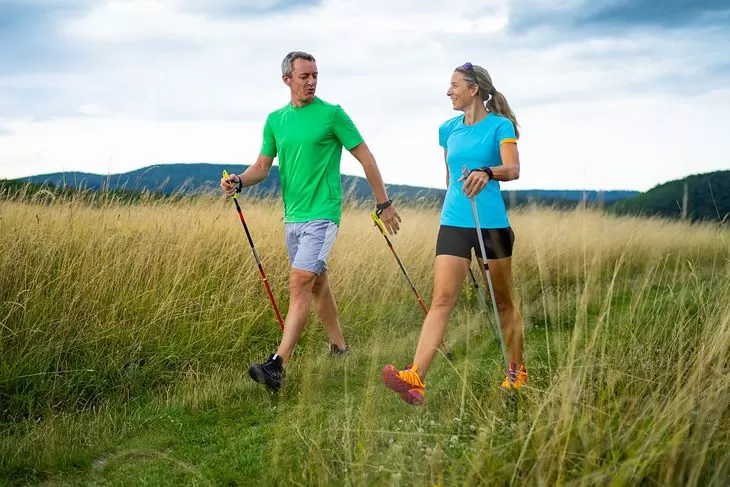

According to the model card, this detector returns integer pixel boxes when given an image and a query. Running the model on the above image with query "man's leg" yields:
[248,225,315,390]
[276,219,339,360]
[249,220,338,391]
[275,268,317,363]
[312,271,346,350]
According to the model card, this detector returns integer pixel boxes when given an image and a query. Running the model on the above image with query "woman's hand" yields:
[459,169,490,198]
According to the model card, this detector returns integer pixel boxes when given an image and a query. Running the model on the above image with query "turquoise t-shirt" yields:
[438,113,517,229]
[260,97,364,225]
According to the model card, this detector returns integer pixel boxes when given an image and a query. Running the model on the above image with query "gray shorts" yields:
[285,219,339,275]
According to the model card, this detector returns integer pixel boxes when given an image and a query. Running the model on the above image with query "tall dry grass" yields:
[1,191,728,485]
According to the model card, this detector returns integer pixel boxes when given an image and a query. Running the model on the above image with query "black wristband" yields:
[471,167,494,180]
[376,199,392,211]
[233,176,243,193]
[375,199,392,217]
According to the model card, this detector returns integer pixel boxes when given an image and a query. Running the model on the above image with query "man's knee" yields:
[289,269,317,297]
[311,272,329,297]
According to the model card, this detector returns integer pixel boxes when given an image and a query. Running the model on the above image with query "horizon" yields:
[10,161,663,194]
[1,1,729,192]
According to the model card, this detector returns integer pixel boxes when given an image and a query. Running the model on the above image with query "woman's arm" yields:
[444,150,450,188]
[491,142,520,181]
[460,142,520,198]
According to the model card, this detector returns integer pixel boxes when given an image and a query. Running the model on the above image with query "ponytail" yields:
[457,63,520,139]
[486,90,520,139]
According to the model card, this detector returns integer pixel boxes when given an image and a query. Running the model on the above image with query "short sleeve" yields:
[260,115,277,157]
[332,106,364,150]
[438,122,449,149]
[497,119,517,145]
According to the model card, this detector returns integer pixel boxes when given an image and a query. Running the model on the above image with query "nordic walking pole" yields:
[467,266,490,318]
[468,264,504,359]
[223,170,285,331]
[461,167,509,370]
[371,211,453,359]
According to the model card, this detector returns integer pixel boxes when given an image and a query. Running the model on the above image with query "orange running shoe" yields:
[501,363,528,390]
[381,364,425,405]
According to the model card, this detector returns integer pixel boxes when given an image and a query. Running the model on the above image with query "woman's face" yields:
[447,71,478,111]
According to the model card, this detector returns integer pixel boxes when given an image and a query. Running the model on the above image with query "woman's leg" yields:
[412,254,470,379]
[381,254,469,405]
[477,255,526,383]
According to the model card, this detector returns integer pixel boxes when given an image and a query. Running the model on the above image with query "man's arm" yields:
[239,154,275,187]
[349,142,401,234]
[349,142,389,205]
[220,154,274,195]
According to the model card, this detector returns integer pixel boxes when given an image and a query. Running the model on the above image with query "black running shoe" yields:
[248,354,285,392]
[329,343,350,356]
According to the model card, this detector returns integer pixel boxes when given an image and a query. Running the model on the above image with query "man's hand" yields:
[458,170,490,198]
[221,173,241,196]
[378,205,401,235]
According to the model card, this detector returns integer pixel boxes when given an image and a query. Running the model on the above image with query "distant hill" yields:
[12,163,638,208]
[613,170,730,223]
[8,164,728,225]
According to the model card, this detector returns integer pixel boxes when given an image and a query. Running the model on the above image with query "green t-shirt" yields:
[260,97,364,225]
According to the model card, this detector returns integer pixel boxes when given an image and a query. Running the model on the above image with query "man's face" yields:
[284,58,318,103]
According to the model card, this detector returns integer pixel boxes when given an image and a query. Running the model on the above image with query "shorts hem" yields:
[292,261,327,276]
[435,225,514,260]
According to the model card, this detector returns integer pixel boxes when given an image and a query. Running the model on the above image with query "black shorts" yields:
[436,225,515,260]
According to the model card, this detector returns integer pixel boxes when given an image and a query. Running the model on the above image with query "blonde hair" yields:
[456,63,520,139]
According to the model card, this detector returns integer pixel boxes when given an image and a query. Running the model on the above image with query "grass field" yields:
[1,190,729,486]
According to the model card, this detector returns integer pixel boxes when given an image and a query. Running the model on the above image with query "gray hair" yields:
[455,63,520,139]
[281,51,316,77]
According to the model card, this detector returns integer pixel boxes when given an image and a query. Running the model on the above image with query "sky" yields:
[0,0,728,191]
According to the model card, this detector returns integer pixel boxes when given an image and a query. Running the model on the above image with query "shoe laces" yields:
[508,362,518,383]
[518,366,528,381]
[399,365,425,389]
[264,356,283,377]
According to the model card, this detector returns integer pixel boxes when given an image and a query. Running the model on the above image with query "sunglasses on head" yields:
[460,62,477,80]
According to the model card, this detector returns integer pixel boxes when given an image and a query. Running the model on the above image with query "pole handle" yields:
[371,212,387,235]
[222,170,238,200]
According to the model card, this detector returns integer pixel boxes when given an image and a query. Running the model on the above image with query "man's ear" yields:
[282,75,291,87]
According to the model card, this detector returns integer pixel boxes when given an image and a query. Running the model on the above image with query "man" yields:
[220,51,401,392]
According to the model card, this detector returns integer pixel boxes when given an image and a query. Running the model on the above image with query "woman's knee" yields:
[430,254,469,312]
[431,290,459,311]
[494,291,516,316]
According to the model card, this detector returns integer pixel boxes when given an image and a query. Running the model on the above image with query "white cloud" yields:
[1,0,728,193]
[62,0,234,42]
[0,117,259,176]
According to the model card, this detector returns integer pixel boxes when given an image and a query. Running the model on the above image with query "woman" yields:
[381,62,526,405]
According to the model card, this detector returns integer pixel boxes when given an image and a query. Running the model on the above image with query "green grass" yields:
[1,194,729,486]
